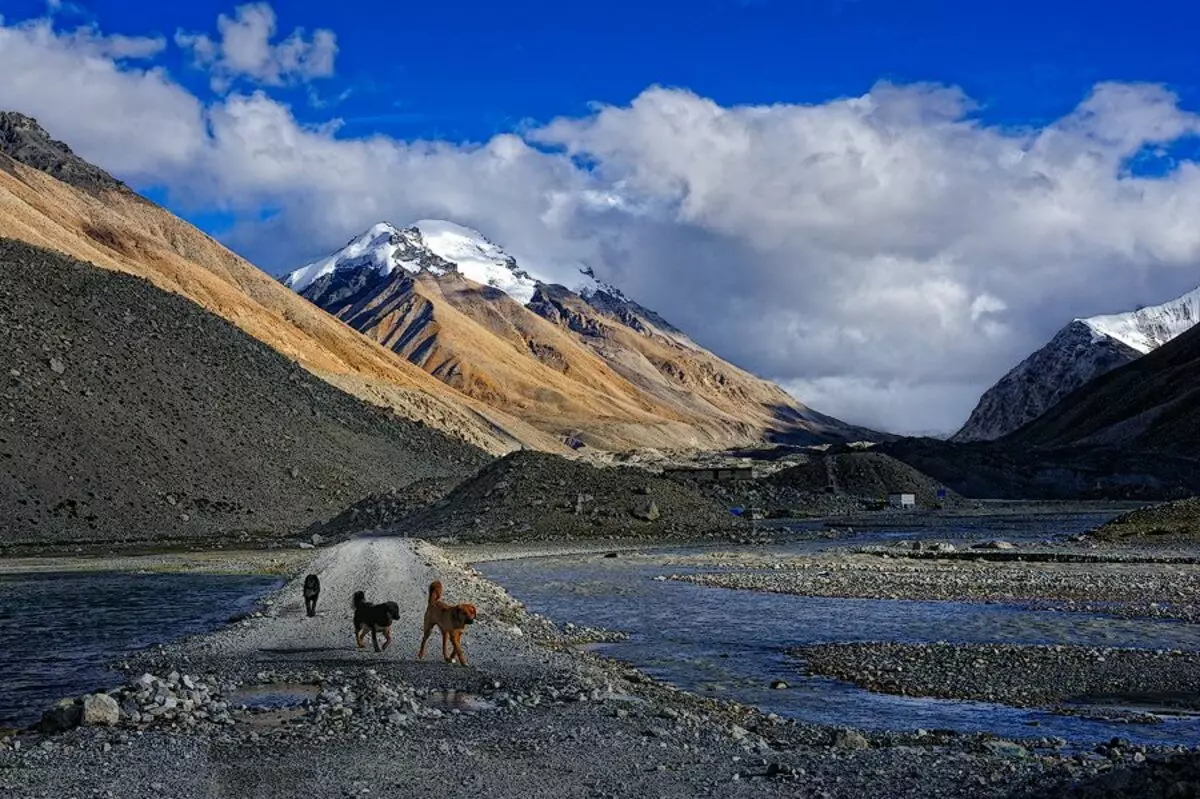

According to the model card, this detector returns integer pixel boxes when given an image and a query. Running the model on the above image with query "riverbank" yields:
[0,537,1158,798]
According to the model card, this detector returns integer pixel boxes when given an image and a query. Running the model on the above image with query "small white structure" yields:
[887,493,916,509]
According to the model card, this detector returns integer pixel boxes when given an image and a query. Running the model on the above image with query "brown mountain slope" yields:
[287,223,875,450]
[0,112,562,455]
[0,239,489,547]
[529,283,875,446]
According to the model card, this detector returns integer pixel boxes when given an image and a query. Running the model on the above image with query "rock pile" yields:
[38,671,231,734]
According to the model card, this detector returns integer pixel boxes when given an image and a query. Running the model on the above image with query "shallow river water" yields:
[0,571,281,728]
[479,515,1200,747]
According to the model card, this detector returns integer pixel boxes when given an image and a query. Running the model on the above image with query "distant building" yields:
[887,493,916,509]
[663,466,754,484]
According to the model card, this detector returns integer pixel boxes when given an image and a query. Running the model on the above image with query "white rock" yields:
[82,694,120,727]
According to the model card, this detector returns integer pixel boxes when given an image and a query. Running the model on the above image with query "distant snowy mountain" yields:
[281,220,877,449]
[954,284,1200,442]
[283,220,540,303]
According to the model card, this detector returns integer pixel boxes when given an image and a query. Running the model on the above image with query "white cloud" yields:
[3,11,1200,435]
[176,3,337,92]
[0,18,204,179]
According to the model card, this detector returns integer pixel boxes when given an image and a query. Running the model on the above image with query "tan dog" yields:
[418,581,477,665]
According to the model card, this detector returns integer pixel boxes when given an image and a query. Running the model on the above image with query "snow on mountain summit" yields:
[281,222,432,293]
[1078,285,1200,354]
[953,280,1200,442]
[282,220,540,304]
[413,220,538,304]
[573,265,630,303]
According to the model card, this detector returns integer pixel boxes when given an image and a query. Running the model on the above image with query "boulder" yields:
[632,500,661,522]
[832,728,870,750]
[82,694,120,726]
[39,699,82,733]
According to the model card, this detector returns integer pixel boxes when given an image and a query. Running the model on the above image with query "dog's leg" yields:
[451,630,468,666]
[382,626,393,651]
[371,628,381,653]
[418,622,434,659]
[441,628,451,662]
[356,626,366,649]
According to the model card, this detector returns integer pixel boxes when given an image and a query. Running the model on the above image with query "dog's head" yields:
[385,602,401,621]
[455,604,477,626]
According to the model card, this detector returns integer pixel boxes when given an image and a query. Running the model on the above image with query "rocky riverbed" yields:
[0,537,1178,798]
[666,546,1200,622]
[794,642,1200,715]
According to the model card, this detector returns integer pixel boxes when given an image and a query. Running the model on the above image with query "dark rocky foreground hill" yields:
[360,450,743,542]
[0,239,489,548]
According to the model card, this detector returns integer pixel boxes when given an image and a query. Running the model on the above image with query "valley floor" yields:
[1,533,1197,797]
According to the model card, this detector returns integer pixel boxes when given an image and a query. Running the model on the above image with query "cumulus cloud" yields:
[2,11,1200,434]
[0,18,204,179]
[176,3,337,92]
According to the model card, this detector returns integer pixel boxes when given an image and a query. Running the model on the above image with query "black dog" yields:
[353,590,400,652]
[303,574,321,617]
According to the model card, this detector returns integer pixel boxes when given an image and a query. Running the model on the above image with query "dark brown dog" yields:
[418,581,476,665]
[353,590,400,652]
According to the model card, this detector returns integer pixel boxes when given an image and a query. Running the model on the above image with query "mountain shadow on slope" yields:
[876,438,1200,500]
[0,239,489,548]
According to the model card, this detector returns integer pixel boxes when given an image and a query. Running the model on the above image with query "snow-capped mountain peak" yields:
[1078,285,1200,354]
[412,220,538,304]
[954,280,1200,442]
[573,265,629,303]
[281,220,539,304]
[281,222,436,293]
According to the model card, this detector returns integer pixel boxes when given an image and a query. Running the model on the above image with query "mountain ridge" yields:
[283,219,878,450]
[0,110,567,456]
[953,283,1200,442]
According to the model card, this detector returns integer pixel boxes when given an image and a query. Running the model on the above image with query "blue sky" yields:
[9,0,1199,143]
[2,0,1200,434]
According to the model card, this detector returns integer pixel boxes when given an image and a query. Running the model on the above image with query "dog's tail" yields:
[428,580,443,604]
[352,590,366,608]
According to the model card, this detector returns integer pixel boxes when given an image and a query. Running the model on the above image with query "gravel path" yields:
[0,539,1183,798]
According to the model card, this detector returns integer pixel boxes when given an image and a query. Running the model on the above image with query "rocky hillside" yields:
[391,451,743,542]
[0,111,561,455]
[283,221,876,450]
[954,286,1200,442]
[0,239,489,547]
[766,451,956,508]
[1004,320,1200,455]
[877,437,1200,500]
[1090,498,1200,543]
[952,322,1142,442]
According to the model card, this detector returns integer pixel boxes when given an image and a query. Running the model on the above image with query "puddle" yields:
[424,690,496,713]
[228,683,320,710]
